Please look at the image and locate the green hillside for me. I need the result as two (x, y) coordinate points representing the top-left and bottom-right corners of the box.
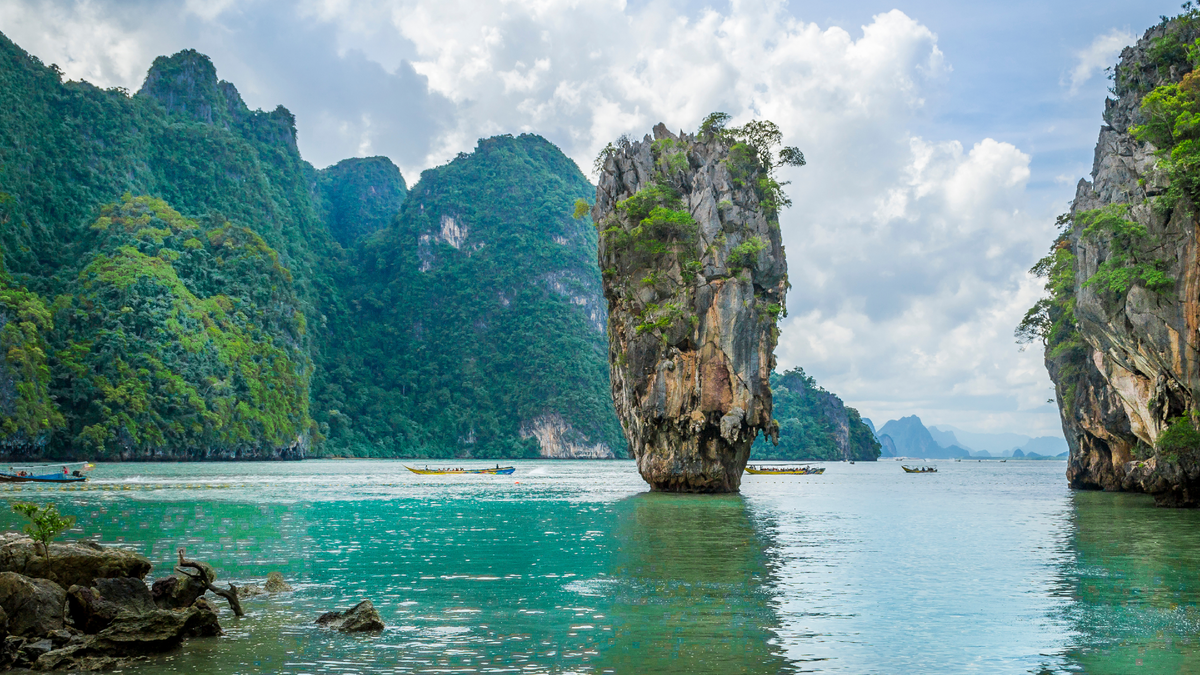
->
(751, 368), (880, 461)
(0, 33), (623, 460)
(319, 135), (623, 458)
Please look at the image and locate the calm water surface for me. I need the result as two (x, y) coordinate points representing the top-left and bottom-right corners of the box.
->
(2, 459), (1198, 674)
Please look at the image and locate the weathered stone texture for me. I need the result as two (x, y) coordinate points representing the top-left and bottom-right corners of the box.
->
(594, 123), (787, 492)
(1050, 18), (1200, 505)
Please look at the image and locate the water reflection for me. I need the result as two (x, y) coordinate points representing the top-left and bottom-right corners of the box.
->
(1054, 491), (1200, 673)
(597, 492), (793, 674)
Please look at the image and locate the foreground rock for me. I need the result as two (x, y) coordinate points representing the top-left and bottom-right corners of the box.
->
(35, 598), (219, 671)
(593, 121), (789, 492)
(0, 572), (65, 637)
(1034, 16), (1200, 506)
(0, 535), (237, 671)
(0, 533), (151, 588)
(315, 600), (384, 632)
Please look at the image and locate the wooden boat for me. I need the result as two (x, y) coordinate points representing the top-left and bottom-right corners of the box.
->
(0, 462), (93, 483)
(405, 465), (516, 475)
(745, 465), (825, 475)
(901, 465), (937, 474)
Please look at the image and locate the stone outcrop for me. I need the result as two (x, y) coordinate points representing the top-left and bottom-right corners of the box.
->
(0, 572), (65, 638)
(0, 534), (238, 671)
(0, 533), (151, 588)
(1044, 16), (1200, 505)
(315, 600), (384, 632)
(594, 122), (788, 492)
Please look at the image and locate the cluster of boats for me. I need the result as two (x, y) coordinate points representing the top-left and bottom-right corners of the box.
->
(2, 460), (939, 483)
(745, 465), (825, 475)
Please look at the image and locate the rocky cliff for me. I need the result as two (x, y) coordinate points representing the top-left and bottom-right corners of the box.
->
(1032, 14), (1200, 505)
(594, 120), (792, 492)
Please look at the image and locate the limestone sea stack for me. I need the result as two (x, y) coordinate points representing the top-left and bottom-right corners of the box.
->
(593, 118), (794, 492)
(1027, 15), (1200, 505)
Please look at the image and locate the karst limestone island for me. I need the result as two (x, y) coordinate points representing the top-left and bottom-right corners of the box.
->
(1022, 11), (1200, 506)
(593, 115), (801, 492)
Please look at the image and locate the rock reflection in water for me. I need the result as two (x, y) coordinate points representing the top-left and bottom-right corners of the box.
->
(1054, 491), (1200, 673)
(597, 492), (792, 674)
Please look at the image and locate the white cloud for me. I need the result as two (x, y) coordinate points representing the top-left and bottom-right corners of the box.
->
(0, 0), (1067, 436)
(1065, 28), (1135, 95)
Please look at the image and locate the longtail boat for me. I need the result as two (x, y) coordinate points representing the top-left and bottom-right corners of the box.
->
(744, 465), (825, 475)
(405, 465), (516, 475)
(0, 462), (93, 483)
(902, 465), (937, 474)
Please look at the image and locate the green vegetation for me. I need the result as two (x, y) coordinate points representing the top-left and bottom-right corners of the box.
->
(1078, 205), (1173, 294)
(751, 368), (880, 461)
(53, 196), (313, 458)
(1156, 415), (1200, 463)
(699, 112), (805, 214)
(0, 33), (622, 459)
(321, 134), (623, 458)
(0, 256), (63, 450)
(11, 501), (73, 560)
(1017, 213), (1088, 410)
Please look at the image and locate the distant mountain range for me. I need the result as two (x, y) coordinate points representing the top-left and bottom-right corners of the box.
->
(862, 417), (1067, 459)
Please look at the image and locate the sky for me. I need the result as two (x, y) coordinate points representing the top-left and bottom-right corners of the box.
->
(0, 0), (1183, 437)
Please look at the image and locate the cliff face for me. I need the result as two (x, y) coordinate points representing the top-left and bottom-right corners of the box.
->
(594, 123), (788, 492)
(1043, 16), (1200, 505)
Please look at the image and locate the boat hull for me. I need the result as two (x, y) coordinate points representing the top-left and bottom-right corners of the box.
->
(901, 466), (937, 474)
(405, 466), (516, 475)
(745, 466), (825, 475)
(0, 474), (88, 483)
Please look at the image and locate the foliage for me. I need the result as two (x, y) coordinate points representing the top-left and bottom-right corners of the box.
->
(1017, 213), (1087, 409)
(322, 134), (624, 458)
(0, 256), (64, 450)
(751, 368), (880, 461)
(0, 34), (621, 460)
(699, 112), (805, 214)
(10, 501), (74, 560)
(52, 196), (312, 458)
(314, 157), (408, 248)
(727, 236), (767, 270)
(1078, 205), (1173, 294)
(1157, 415), (1200, 461)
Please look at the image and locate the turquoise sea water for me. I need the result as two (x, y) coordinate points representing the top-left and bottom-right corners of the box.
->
(2, 459), (1199, 673)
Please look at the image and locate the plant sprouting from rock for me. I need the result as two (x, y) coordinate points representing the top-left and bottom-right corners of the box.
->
(699, 112), (805, 212)
(10, 501), (74, 562)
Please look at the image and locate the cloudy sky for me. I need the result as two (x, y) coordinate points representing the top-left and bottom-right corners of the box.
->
(0, 0), (1180, 437)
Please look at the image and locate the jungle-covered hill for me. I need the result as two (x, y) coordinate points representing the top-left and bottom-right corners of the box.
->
(0, 33), (621, 460)
(750, 368), (881, 462)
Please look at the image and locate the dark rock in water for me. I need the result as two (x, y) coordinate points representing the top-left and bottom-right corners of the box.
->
(264, 571), (293, 593)
(68, 577), (156, 634)
(151, 561), (214, 609)
(35, 599), (220, 671)
(0, 572), (65, 637)
(594, 122), (789, 492)
(316, 600), (385, 632)
(0, 533), (151, 588)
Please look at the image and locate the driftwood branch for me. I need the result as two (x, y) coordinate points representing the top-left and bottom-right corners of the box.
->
(176, 547), (244, 617)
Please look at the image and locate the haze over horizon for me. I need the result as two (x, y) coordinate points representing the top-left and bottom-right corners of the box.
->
(0, 0), (1181, 439)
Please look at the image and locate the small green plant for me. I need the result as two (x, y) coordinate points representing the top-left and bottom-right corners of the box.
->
(572, 198), (590, 220)
(1157, 415), (1200, 460)
(727, 236), (767, 270)
(10, 502), (75, 561)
